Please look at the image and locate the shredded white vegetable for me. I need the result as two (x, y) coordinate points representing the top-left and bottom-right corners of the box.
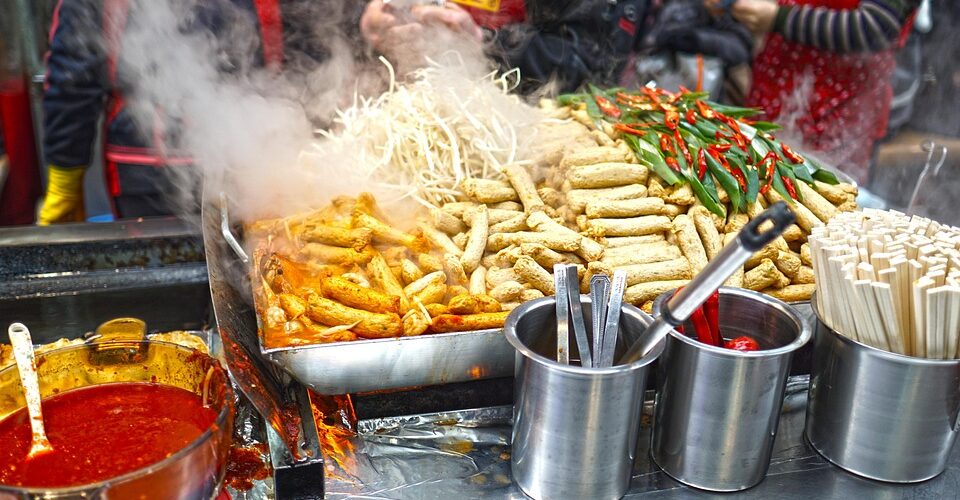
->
(301, 56), (539, 209)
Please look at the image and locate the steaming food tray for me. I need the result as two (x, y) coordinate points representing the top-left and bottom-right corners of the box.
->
(208, 196), (515, 395)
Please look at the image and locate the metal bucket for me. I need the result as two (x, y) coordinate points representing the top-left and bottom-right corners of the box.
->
(805, 293), (960, 483)
(650, 287), (811, 491)
(504, 296), (665, 500)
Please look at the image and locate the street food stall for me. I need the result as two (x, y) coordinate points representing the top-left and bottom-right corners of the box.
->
(2, 45), (960, 500)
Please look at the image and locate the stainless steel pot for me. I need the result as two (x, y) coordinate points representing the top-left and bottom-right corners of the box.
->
(504, 297), (664, 500)
(806, 293), (960, 483)
(650, 287), (811, 492)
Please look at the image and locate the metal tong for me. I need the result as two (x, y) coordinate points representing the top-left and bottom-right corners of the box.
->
(554, 265), (627, 368)
(554, 264), (591, 367)
(618, 201), (795, 364)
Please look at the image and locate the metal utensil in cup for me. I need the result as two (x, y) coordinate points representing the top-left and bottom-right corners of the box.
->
(506, 297), (665, 500)
(590, 275), (610, 366)
(620, 201), (796, 364)
(650, 287), (811, 491)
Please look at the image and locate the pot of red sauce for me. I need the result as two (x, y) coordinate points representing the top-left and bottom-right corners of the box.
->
(0, 335), (234, 499)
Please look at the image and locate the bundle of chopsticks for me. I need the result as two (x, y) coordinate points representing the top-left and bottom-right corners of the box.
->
(809, 209), (960, 359)
(554, 264), (627, 367)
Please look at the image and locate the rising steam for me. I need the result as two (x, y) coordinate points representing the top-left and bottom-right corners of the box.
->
(118, 0), (522, 222)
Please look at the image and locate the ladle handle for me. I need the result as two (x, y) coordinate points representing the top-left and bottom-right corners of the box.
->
(618, 202), (795, 363)
(8, 323), (53, 455)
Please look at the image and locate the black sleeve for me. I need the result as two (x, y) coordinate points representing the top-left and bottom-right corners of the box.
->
(488, 0), (648, 94)
(490, 24), (596, 94)
(43, 0), (108, 169)
(648, 3), (753, 67)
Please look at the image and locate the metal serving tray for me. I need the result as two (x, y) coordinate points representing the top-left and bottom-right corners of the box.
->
(262, 328), (514, 395)
(206, 194), (516, 395)
(209, 193), (815, 395)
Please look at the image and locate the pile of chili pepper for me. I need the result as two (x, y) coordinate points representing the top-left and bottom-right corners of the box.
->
(674, 289), (760, 352)
(557, 85), (841, 219)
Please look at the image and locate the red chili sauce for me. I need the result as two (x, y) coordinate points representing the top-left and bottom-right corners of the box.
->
(0, 382), (217, 488)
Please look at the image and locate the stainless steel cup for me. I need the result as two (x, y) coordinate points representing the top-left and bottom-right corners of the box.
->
(505, 297), (665, 500)
(805, 293), (960, 483)
(650, 287), (811, 492)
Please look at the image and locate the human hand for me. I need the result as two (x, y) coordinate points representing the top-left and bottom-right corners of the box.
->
(360, 0), (424, 56)
(410, 3), (483, 42)
(727, 0), (778, 34)
(360, 1), (483, 57)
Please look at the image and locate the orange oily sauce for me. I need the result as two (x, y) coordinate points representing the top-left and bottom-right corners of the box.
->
(0, 382), (217, 488)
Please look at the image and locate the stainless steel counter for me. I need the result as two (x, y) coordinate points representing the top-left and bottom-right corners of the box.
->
(325, 377), (960, 499)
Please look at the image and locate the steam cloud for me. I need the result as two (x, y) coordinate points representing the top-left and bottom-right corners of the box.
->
(118, 0), (502, 222)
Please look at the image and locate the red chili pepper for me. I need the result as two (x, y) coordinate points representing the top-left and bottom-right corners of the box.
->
(641, 87), (662, 104)
(620, 100), (657, 111)
(665, 156), (680, 172)
(704, 290), (721, 347)
(659, 133), (675, 154)
(612, 123), (645, 136)
(783, 176), (798, 199)
(685, 109), (697, 125)
(665, 110), (680, 130)
(696, 148), (708, 180)
(731, 132), (748, 150)
(708, 148), (747, 190)
(710, 143), (732, 153)
(695, 100), (716, 119)
(674, 130), (692, 165)
(724, 336), (760, 352)
(594, 95), (621, 118)
(723, 116), (743, 137)
(761, 152), (779, 179)
(758, 153), (778, 195)
(691, 307), (714, 346)
(733, 170), (747, 191)
(780, 143), (805, 164)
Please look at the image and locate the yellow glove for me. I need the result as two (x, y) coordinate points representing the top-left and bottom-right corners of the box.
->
(38, 165), (86, 225)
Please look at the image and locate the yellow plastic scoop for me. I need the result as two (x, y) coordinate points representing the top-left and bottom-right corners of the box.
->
(8, 323), (54, 458)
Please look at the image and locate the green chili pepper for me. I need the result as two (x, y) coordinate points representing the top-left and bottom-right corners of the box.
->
(626, 135), (680, 185)
(686, 169), (726, 218)
(704, 152), (742, 211)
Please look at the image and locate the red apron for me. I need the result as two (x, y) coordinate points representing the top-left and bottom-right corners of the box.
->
(748, 0), (909, 183)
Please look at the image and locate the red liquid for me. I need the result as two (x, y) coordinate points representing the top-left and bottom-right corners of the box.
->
(0, 383), (218, 488)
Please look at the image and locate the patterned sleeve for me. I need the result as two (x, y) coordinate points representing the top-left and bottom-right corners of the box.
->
(772, 0), (921, 53)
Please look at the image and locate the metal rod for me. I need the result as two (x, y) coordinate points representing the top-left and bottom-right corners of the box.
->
(220, 192), (250, 263)
(619, 202), (795, 364)
(554, 264), (570, 365)
(566, 265), (592, 368)
(599, 271), (627, 367)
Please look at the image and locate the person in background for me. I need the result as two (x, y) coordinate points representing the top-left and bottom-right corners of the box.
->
(628, 0), (754, 102)
(40, 0), (474, 225)
(708, 0), (922, 184)
(361, 0), (650, 95)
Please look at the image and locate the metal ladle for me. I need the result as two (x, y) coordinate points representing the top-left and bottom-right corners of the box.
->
(8, 323), (54, 458)
(619, 202), (795, 364)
